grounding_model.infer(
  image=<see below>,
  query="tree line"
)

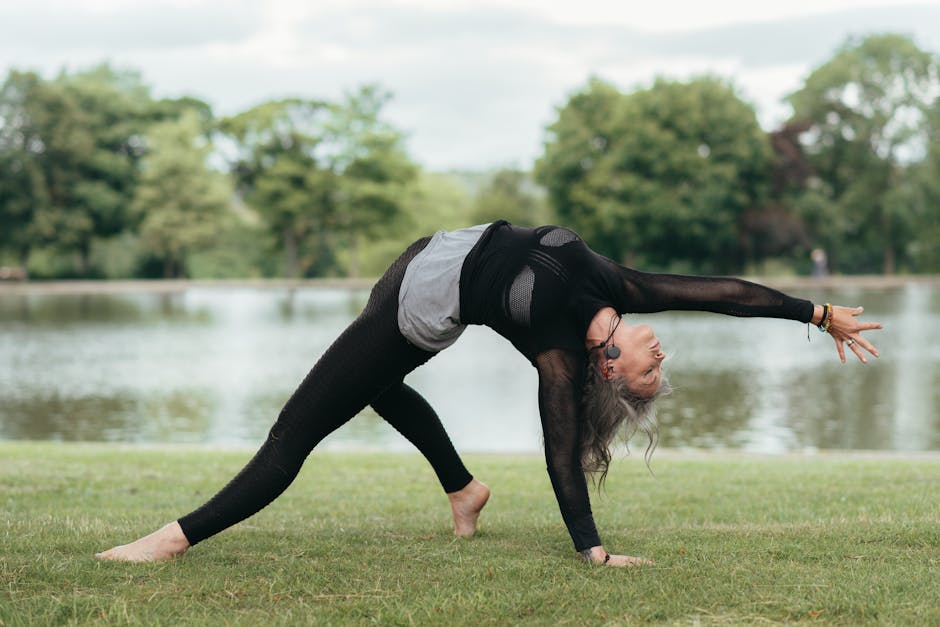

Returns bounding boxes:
[1,33,938,279]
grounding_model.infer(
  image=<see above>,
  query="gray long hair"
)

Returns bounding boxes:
[580,356,671,486]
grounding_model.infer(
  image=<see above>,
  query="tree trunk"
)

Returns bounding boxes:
[78,240,91,277]
[881,208,895,275]
[349,231,359,279]
[883,244,896,275]
[18,245,30,279]
[283,228,298,278]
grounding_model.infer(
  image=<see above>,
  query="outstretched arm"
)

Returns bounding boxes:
[604,262,882,362]
[534,349,652,567]
[608,263,815,321]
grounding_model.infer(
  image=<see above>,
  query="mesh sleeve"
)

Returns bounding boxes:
[608,263,815,322]
[534,349,601,552]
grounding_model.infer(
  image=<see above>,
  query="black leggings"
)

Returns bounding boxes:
[178,238,473,544]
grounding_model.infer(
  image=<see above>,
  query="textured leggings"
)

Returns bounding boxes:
[177,238,473,544]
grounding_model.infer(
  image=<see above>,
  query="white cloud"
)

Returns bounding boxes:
[1,0,939,169]
[345,0,931,31]
[736,64,812,128]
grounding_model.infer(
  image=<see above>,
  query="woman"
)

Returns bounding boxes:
[97,221,882,566]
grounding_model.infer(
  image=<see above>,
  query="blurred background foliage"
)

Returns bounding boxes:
[1,33,939,279]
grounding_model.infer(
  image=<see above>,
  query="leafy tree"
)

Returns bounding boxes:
[220,87,418,278]
[404,171,475,235]
[787,34,940,273]
[537,77,771,272]
[904,102,940,271]
[50,65,175,274]
[534,78,625,256]
[0,71,52,270]
[353,171,474,277]
[469,169,548,226]
[0,70,96,273]
[0,65,210,276]
[132,112,232,277]
[218,99,336,278]
[325,85,417,277]
[737,120,815,271]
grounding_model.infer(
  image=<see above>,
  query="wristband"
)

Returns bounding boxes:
[817,303,833,333]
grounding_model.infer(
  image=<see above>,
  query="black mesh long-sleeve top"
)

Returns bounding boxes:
[459,221,814,551]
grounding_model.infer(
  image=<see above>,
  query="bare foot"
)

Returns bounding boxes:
[96,521,191,562]
[448,478,490,537]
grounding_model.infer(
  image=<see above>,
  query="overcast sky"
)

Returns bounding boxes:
[1,0,939,170]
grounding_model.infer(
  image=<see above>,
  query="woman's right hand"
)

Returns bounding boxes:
[581,545,654,567]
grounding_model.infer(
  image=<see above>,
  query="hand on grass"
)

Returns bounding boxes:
[604,554,654,567]
[581,545,654,567]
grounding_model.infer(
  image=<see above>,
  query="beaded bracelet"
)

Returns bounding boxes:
[817,303,833,333]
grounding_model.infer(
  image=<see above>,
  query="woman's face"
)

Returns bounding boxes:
[604,323,665,398]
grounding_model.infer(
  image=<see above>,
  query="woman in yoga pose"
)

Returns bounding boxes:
[97,221,882,566]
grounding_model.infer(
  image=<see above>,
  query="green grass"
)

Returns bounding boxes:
[2,442,939,625]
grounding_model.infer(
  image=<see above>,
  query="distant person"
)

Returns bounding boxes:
[98,221,882,566]
[811,248,829,277]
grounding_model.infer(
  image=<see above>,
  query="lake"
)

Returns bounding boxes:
[1,281,938,454]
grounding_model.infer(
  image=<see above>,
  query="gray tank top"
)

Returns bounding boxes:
[397,223,490,352]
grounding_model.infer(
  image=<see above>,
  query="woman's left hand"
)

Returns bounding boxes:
[824,305,883,364]
[605,554,655,567]
[581,545,655,567]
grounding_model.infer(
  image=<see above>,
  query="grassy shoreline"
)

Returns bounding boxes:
[2,442,939,625]
[3,273,940,296]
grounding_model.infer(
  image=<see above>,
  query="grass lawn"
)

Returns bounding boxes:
[1,442,939,625]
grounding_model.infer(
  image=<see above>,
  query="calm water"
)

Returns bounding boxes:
[1,284,938,453]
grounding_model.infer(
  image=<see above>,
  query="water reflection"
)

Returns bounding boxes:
[0,291,208,327]
[0,390,213,443]
[657,371,756,448]
[1,284,937,453]
[780,363,895,450]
